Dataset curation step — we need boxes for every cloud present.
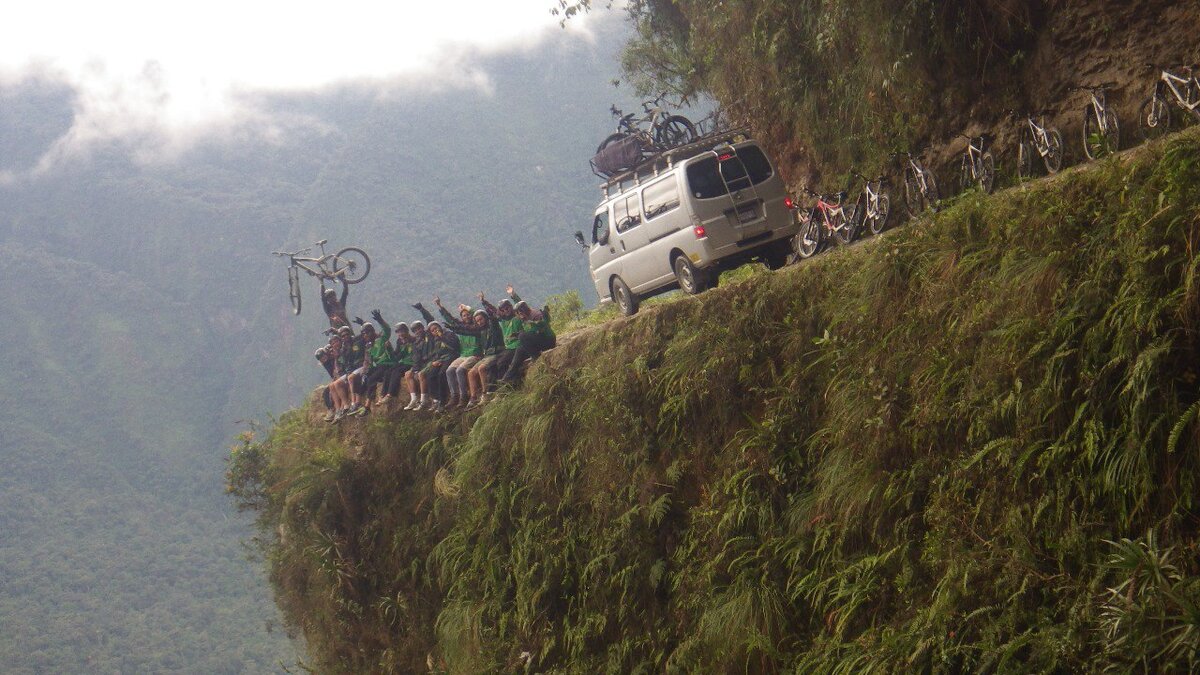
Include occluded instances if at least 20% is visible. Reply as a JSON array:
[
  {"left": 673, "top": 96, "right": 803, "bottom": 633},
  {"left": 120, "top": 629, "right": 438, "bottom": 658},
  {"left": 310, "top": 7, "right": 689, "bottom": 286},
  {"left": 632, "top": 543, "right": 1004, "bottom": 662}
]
[{"left": 0, "top": 0, "right": 598, "bottom": 169}]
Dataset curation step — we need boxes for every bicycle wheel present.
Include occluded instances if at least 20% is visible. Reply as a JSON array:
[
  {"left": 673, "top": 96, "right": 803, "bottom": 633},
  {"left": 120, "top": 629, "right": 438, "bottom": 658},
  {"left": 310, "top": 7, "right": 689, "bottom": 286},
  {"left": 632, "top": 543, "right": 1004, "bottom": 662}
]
[
  {"left": 1083, "top": 105, "right": 1117, "bottom": 160},
  {"left": 904, "top": 167, "right": 924, "bottom": 217},
  {"left": 833, "top": 208, "right": 855, "bottom": 246},
  {"left": 1043, "top": 129, "right": 1063, "bottom": 174},
  {"left": 869, "top": 192, "right": 891, "bottom": 236},
  {"left": 793, "top": 213, "right": 822, "bottom": 258},
  {"left": 959, "top": 156, "right": 972, "bottom": 194},
  {"left": 980, "top": 152, "right": 996, "bottom": 193},
  {"left": 654, "top": 115, "right": 697, "bottom": 148},
  {"left": 1105, "top": 109, "right": 1121, "bottom": 153},
  {"left": 922, "top": 169, "right": 940, "bottom": 211},
  {"left": 1139, "top": 95, "right": 1171, "bottom": 141},
  {"left": 1017, "top": 130, "right": 1034, "bottom": 181},
  {"left": 287, "top": 266, "right": 301, "bottom": 315},
  {"left": 333, "top": 247, "right": 371, "bottom": 284}
]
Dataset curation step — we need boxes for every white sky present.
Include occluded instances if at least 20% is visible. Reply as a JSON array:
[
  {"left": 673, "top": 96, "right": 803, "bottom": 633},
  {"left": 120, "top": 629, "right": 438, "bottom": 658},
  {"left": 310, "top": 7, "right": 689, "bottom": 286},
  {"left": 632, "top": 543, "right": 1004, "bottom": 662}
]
[{"left": 0, "top": 0, "right": 595, "bottom": 167}]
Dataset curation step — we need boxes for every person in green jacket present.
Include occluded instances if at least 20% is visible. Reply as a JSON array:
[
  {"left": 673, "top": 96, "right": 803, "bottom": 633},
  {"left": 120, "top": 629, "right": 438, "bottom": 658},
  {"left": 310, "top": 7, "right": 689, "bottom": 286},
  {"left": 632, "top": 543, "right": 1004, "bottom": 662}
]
[
  {"left": 499, "top": 297, "right": 557, "bottom": 385},
  {"left": 403, "top": 321, "right": 431, "bottom": 410},
  {"left": 432, "top": 297, "right": 483, "bottom": 408},
  {"left": 360, "top": 310, "right": 398, "bottom": 409},
  {"left": 384, "top": 322, "right": 414, "bottom": 405},
  {"left": 480, "top": 285, "right": 524, "bottom": 388}
]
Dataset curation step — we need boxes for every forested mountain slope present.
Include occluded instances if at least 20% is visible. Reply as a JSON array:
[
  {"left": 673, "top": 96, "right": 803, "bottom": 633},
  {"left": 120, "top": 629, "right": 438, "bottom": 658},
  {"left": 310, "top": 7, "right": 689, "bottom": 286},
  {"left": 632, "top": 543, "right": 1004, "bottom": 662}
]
[
  {"left": 230, "top": 127, "right": 1200, "bottom": 672},
  {"left": 0, "top": 19, "right": 636, "bottom": 672}
]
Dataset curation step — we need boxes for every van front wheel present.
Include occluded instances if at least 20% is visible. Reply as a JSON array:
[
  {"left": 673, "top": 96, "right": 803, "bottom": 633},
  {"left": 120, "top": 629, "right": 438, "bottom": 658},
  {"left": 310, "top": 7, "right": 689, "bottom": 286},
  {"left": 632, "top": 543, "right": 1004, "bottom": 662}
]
[
  {"left": 674, "top": 255, "right": 709, "bottom": 295},
  {"left": 612, "top": 276, "right": 640, "bottom": 315}
]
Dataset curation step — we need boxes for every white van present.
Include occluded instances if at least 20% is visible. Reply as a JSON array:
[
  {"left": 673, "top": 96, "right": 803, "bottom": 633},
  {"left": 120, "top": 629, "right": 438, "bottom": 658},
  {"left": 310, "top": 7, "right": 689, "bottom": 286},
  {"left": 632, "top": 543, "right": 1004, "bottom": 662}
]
[{"left": 577, "top": 133, "right": 797, "bottom": 315}]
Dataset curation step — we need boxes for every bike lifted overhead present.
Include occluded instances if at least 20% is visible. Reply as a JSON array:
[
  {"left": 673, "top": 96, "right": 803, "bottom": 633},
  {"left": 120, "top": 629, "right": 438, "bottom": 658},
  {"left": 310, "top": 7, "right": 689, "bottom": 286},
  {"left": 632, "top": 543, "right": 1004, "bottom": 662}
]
[{"left": 270, "top": 239, "right": 371, "bottom": 316}]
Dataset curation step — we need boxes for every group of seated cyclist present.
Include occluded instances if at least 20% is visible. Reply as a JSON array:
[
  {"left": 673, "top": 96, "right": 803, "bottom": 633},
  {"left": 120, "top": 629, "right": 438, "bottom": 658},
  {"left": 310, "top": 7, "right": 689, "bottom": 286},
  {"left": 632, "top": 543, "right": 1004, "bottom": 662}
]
[{"left": 312, "top": 281, "right": 556, "bottom": 422}]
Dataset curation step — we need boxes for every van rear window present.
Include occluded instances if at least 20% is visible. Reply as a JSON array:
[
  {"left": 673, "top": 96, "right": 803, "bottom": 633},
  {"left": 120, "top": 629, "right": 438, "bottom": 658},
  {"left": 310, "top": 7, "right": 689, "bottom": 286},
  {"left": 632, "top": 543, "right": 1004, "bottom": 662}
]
[{"left": 686, "top": 145, "right": 773, "bottom": 200}]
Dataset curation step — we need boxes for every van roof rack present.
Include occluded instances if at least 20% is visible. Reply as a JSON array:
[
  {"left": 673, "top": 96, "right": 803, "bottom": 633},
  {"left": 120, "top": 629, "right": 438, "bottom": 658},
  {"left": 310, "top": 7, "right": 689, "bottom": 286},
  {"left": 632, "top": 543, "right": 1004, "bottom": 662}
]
[{"left": 597, "top": 127, "right": 753, "bottom": 198}]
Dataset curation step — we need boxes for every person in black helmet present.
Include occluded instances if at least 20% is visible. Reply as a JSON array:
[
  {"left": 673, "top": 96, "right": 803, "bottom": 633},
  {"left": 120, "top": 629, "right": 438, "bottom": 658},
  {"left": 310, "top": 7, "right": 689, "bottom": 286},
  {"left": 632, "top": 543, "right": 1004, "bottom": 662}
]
[
  {"left": 499, "top": 299, "right": 556, "bottom": 384},
  {"left": 320, "top": 278, "right": 350, "bottom": 328}
]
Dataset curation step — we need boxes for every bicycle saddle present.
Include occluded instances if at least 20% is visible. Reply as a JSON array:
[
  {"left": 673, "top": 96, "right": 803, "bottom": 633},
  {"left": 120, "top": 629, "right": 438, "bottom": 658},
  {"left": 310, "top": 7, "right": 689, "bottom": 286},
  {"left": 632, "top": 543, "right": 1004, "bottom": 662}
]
[{"left": 315, "top": 239, "right": 328, "bottom": 246}]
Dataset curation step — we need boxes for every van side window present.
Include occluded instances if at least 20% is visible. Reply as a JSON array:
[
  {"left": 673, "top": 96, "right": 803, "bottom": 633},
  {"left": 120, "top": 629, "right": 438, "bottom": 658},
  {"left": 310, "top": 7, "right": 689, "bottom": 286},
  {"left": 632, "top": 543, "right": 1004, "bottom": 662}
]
[
  {"left": 615, "top": 194, "right": 642, "bottom": 233},
  {"left": 686, "top": 145, "right": 774, "bottom": 199},
  {"left": 592, "top": 210, "right": 610, "bottom": 245},
  {"left": 642, "top": 178, "right": 681, "bottom": 220}
]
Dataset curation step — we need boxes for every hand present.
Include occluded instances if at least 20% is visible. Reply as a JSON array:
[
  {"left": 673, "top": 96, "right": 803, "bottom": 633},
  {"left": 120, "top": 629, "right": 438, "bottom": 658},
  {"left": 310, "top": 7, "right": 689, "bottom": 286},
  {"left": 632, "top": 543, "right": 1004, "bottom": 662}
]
[
  {"left": 458, "top": 303, "right": 469, "bottom": 312},
  {"left": 352, "top": 316, "right": 365, "bottom": 326},
  {"left": 505, "top": 284, "right": 515, "bottom": 296},
  {"left": 370, "top": 309, "right": 383, "bottom": 322},
  {"left": 477, "top": 291, "right": 485, "bottom": 301},
  {"left": 434, "top": 295, "right": 442, "bottom": 307}
]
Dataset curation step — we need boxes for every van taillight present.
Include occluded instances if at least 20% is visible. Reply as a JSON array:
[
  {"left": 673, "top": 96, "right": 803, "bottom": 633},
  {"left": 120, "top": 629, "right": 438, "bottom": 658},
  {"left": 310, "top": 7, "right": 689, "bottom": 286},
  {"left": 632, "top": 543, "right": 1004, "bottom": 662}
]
[
  {"left": 784, "top": 196, "right": 794, "bottom": 209},
  {"left": 717, "top": 153, "right": 733, "bottom": 162},
  {"left": 694, "top": 225, "right": 707, "bottom": 238}
]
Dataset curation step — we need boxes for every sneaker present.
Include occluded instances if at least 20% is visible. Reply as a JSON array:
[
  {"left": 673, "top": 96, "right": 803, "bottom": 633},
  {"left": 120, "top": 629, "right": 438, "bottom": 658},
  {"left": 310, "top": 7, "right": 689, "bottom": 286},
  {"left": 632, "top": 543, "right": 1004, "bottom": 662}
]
[
  {"left": 433, "top": 402, "right": 445, "bottom": 414},
  {"left": 446, "top": 395, "right": 460, "bottom": 408},
  {"left": 465, "top": 398, "right": 479, "bottom": 410},
  {"left": 403, "top": 399, "right": 418, "bottom": 410},
  {"left": 332, "top": 410, "right": 345, "bottom": 424},
  {"left": 346, "top": 402, "right": 361, "bottom": 415},
  {"left": 323, "top": 412, "right": 335, "bottom": 422},
  {"left": 353, "top": 405, "right": 369, "bottom": 417}
]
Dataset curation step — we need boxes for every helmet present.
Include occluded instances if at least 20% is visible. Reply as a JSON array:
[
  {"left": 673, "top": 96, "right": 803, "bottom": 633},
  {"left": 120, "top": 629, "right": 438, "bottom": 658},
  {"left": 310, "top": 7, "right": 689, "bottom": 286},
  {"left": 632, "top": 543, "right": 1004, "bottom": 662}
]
[
  {"left": 473, "top": 309, "right": 489, "bottom": 319},
  {"left": 428, "top": 321, "right": 443, "bottom": 331},
  {"left": 498, "top": 299, "right": 514, "bottom": 310},
  {"left": 514, "top": 301, "right": 530, "bottom": 313},
  {"left": 314, "top": 348, "right": 326, "bottom": 358},
  {"left": 394, "top": 322, "right": 409, "bottom": 333},
  {"left": 410, "top": 320, "right": 425, "bottom": 330},
  {"left": 323, "top": 288, "right": 337, "bottom": 298},
  {"left": 337, "top": 325, "right": 352, "bottom": 335},
  {"left": 361, "top": 323, "right": 376, "bottom": 334}
]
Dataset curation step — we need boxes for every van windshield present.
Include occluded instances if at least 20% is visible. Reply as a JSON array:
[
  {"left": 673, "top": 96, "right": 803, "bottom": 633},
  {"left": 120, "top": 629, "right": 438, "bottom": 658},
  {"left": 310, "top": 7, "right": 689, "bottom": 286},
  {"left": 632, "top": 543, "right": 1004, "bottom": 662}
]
[{"left": 686, "top": 145, "right": 773, "bottom": 200}]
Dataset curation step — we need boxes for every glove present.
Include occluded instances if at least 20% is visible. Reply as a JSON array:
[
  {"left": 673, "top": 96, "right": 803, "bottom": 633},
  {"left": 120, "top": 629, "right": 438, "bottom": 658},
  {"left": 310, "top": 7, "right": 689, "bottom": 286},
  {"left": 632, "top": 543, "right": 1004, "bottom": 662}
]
[
  {"left": 371, "top": 309, "right": 383, "bottom": 323},
  {"left": 352, "top": 316, "right": 365, "bottom": 326},
  {"left": 412, "top": 302, "right": 425, "bottom": 311}
]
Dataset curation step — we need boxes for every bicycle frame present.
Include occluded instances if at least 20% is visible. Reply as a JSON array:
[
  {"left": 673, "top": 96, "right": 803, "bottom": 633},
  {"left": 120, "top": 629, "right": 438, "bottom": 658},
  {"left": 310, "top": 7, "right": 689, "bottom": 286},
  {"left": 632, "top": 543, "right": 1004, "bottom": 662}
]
[
  {"left": 851, "top": 171, "right": 886, "bottom": 221},
  {"left": 904, "top": 156, "right": 929, "bottom": 193},
  {"left": 1023, "top": 117, "right": 1054, "bottom": 157},
  {"left": 1158, "top": 69, "right": 1200, "bottom": 111},
  {"left": 1087, "top": 90, "right": 1113, "bottom": 133},
  {"left": 277, "top": 241, "right": 339, "bottom": 280},
  {"left": 961, "top": 137, "right": 987, "bottom": 179}
]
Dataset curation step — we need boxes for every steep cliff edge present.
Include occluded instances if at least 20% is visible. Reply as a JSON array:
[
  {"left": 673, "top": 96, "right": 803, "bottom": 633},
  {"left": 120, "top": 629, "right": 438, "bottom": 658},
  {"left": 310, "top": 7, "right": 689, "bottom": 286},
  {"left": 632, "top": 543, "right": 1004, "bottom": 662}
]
[{"left": 229, "top": 130, "right": 1200, "bottom": 672}]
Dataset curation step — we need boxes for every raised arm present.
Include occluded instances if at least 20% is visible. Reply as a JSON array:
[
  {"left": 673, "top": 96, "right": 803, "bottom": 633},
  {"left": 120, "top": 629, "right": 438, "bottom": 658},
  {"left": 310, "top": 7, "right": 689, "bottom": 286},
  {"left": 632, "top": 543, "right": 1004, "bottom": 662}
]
[
  {"left": 371, "top": 310, "right": 390, "bottom": 342},
  {"left": 506, "top": 284, "right": 521, "bottom": 303},
  {"left": 414, "top": 302, "right": 436, "bottom": 324},
  {"left": 339, "top": 279, "right": 349, "bottom": 306}
]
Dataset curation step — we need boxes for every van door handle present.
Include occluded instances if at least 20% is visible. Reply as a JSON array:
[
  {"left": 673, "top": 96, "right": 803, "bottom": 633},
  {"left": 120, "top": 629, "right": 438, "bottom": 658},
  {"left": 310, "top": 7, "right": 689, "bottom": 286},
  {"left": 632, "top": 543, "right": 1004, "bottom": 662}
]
[{"left": 620, "top": 240, "right": 626, "bottom": 251}]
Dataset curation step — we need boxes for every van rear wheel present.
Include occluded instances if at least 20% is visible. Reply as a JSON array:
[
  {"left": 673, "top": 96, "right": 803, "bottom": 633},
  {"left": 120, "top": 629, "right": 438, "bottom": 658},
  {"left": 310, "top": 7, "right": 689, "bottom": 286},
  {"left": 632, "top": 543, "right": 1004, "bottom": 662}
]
[
  {"left": 674, "top": 255, "right": 709, "bottom": 295},
  {"left": 612, "top": 276, "right": 639, "bottom": 315}
]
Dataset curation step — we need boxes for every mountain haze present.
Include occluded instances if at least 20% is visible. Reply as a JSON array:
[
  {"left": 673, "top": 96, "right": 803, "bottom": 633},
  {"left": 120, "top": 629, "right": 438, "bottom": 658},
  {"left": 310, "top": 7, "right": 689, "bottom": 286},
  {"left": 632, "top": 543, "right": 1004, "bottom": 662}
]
[{"left": 0, "top": 17, "right": 639, "bottom": 672}]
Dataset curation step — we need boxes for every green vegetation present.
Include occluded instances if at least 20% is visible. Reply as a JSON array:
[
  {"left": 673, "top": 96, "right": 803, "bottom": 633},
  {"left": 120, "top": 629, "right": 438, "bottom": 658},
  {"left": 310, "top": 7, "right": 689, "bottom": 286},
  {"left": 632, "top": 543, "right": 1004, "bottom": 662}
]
[{"left": 230, "top": 126, "right": 1200, "bottom": 671}]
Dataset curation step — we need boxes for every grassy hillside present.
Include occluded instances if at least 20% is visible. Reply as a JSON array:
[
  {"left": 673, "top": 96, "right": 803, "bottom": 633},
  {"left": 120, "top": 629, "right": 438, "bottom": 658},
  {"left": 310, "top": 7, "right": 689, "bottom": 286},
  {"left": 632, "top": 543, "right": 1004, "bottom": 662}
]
[{"left": 231, "top": 129, "right": 1200, "bottom": 672}]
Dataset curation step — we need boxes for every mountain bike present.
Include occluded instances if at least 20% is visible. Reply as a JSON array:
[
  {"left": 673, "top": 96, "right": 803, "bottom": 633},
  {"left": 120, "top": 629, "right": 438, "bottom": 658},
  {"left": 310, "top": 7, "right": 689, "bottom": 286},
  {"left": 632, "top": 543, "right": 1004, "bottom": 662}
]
[
  {"left": 958, "top": 133, "right": 996, "bottom": 194},
  {"left": 894, "top": 151, "right": 939, "bottom": 217},
  {"left": 1072, "top": 82, "right": 1120, "bottom": 159},
  {"left": 791, "top": 187, "right": 854, "bottom": 253},
  {"left": 1012, "top": 112, "right": 1063, "bottom": 180},
  {"left": 271, "top": 239, "right": 371, "bottom": 315},
  {"left": 1139, "top": 64, "right": 1200, "bottom": 141},
  {"left": 596, "top": 95, "right": 698, "bottom": 154},
  {"left": 848, "top": 169, "right": 891, "bottom": 236}
]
